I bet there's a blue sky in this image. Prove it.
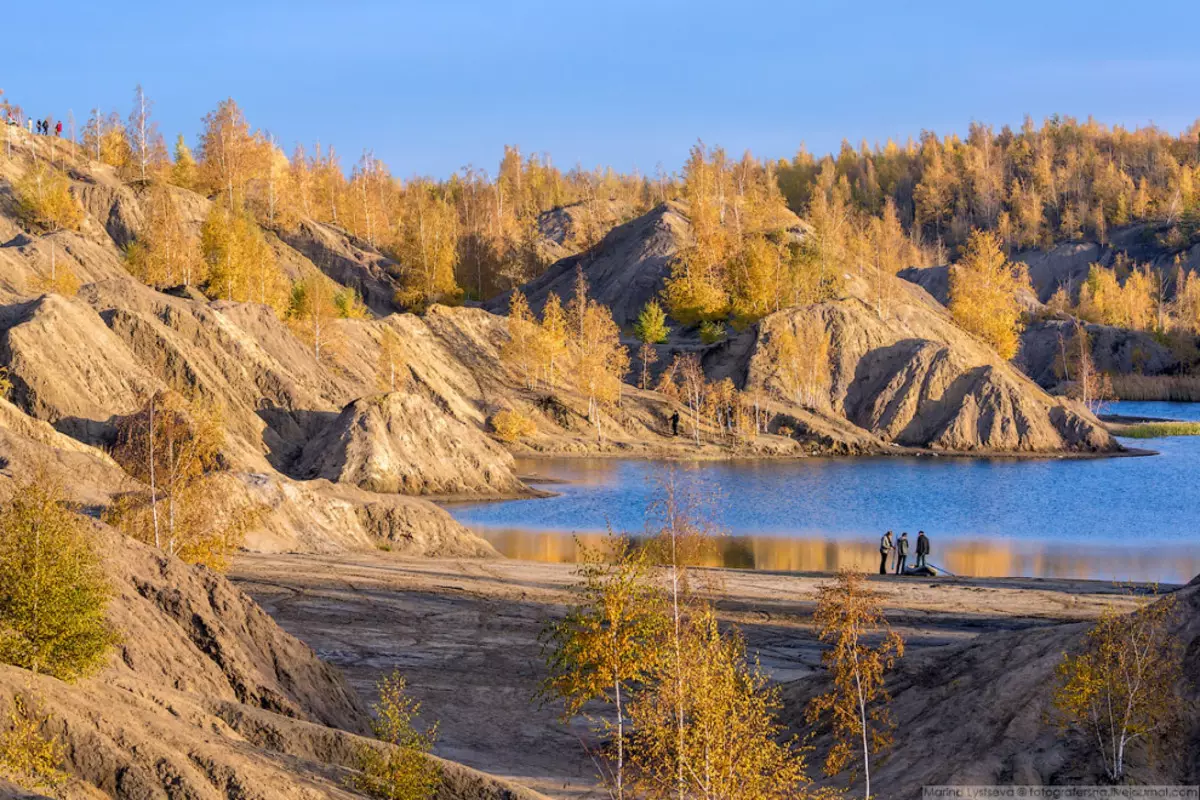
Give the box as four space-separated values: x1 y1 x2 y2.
5 0 1199 179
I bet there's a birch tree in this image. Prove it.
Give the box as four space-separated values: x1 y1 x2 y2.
1054 589 1182 783
806 570 904 799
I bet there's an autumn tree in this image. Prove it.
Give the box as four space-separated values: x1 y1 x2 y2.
108 391 251 570
13 163 84 295
659 354 707 445
126 184 206 287
1054 589 1183 783
83 109 131 169
664 142 734 323
540 533 666 799
629 605 819 800
127 84 166 183
377 326 407 392
200 200 288 311
198 98 266 207
392 182 462 311
538 292 569 390
767 317 831 409
637 472 716 797
0 695 66 792
14 164 83 234
948 229 1030 359
170 134 199 190
349 671 441 800
806 570 904 799
501 290 540 389
0 474 115 681
577 301 630 440
1064 321 1113 414
287 276 341 364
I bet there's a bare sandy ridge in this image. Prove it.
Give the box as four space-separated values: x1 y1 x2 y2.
229 552 1157 800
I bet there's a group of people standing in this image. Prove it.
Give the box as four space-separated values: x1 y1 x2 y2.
5 111 61 137
879 530 930 575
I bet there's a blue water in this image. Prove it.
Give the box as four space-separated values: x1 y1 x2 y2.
446 402 1200 581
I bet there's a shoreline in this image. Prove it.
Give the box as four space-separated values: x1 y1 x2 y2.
229 553 1175 799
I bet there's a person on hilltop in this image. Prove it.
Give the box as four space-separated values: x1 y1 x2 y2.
916 530 930 570
43 117 50 135
879 530 895 575
35 119 42 134
895 531 910 575
55 120 62 136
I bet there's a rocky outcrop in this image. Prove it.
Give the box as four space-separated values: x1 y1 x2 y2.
488 201 691 326
1018 318 1181 388
296 392 529 497
742 284 1116 452
277 219 403 316
228 472 499 557
0 293 155 443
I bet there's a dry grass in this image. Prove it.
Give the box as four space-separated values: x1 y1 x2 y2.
1109 374 1200 402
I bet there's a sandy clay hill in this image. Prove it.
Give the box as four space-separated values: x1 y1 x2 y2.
496 200 1117 454
782 576 1200 794
0 480 546 798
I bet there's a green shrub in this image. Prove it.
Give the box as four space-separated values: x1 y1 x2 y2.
0 476 116 681
349 671 441 800
699 320 727 344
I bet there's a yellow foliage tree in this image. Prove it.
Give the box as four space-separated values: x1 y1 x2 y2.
501 290 540 389
767 316 831 409
349 671 441 800
806 570 904 799
14 164 82 234
377 326 407 392
541 533 666 798
1054 590 1182 783
0 474 115 681
538 292 569 390
948 229 1030 359
287 276 341 364
0 695 66 792
392 182 462 311
126 184 206 287
200 201 288 312
108 391 252 571
198 98 268 207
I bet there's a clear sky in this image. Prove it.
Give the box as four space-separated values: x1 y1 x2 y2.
5 0 1198 179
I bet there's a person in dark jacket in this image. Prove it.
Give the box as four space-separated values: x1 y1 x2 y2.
915 530 930 569
895 532 910 575
879 530 895 575
670 410 680 436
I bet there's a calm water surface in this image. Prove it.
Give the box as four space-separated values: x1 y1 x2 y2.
446 402 1200 582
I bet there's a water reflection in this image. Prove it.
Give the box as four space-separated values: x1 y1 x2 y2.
450 402 1200 583
471 527 1200 584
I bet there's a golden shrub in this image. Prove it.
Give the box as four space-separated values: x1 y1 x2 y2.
490 409 537 442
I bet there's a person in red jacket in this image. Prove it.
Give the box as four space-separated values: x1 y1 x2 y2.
55 120 62 136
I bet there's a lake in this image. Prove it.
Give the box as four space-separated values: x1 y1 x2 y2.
446 401 1200 582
